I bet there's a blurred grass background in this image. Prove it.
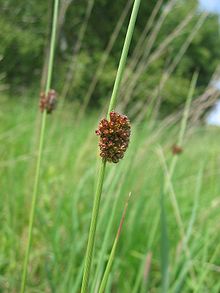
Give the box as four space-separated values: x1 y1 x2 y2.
1 96 220 291
1 0 220 112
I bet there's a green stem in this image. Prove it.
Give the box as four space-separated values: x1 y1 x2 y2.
177 72 198 146
20 1 59 292
80 160 106 293
45 0 59 94
98 237 118 293
165 72 198 190
98 193 131 293
107 0 142 118
81 0 141 292
20 111 47 293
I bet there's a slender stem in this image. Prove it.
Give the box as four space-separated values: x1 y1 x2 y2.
98 193 131 293
98 236 117 293
20 1 59 292
81 160 106 293
165 72 198 189
45 0 59 94
81 0 141 292
177 72 198 146
20 111 47 293
107 0 142 118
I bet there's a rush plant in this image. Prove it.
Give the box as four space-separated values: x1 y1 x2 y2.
20 1 59 292
80 0 141 292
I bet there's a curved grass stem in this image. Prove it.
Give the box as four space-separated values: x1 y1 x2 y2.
20 0 59 292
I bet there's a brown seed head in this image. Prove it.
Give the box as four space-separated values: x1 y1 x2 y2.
39 89 57 114
96 111 131 163
39 92 47 113
172 144 183 155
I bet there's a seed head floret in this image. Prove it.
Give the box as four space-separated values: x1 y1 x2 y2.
96 111 131 163
172 144 183 155
39 89 57 114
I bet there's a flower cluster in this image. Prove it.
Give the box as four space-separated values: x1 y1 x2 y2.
39 89 57 114
172 144 183 155
95 111 131 163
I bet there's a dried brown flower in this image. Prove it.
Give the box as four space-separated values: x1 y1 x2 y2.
172 144 183 155
95 111 131 163
39 89 57 114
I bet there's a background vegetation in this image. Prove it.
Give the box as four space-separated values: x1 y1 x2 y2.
1 0 220 111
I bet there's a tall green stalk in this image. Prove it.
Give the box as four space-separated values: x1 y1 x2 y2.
20 1 59 292
80 0 141 292
107 0 141 117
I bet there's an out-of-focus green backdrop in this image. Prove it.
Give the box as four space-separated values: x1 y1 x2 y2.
1 0 220 113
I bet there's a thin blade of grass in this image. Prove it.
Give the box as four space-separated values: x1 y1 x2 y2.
160 186 169 293
98 193 131 293
158 147 197 283
156 73 199 287
140 251 152 293
166 72 199 187
132 212 160 293
171 167 203 292
194 243 220 292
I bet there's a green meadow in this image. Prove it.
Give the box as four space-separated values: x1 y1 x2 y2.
1 96 220 292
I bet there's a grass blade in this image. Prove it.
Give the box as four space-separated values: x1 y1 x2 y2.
98 193 131 293
160 186 169 293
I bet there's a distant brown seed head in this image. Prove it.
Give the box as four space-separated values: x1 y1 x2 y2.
39 89 57 114
96 111 131 163
172 144 183 155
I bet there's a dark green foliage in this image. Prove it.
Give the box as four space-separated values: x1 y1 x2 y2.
0 0 220 113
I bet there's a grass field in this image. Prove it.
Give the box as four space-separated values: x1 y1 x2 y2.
1 96 220 292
